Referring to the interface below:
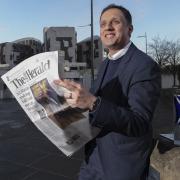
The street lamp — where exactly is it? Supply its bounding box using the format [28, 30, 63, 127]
[137, 32, 147, 54]
[77, 24, 91, 28]
[90, 0, 94, 82]
[76, 0, 94, 82]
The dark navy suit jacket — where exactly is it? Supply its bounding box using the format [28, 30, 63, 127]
[79, 43, 161, 180]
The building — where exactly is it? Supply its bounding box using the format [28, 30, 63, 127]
[0, 42, 34, 67]
[77, 35, 103, 70]
[13, 37, 42, 54]
[0, 64, 13, 99]
[43, 27, 77, 62]
[161, 73, 180, 88]
[0, 42, 35, 99]
[57, 50, 92, 88]
[43, 27, 93, 88]
[0, 27, 103, 99]
[0, 37, 43, 99]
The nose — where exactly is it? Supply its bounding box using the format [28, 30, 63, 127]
[105, 22, 114, 31]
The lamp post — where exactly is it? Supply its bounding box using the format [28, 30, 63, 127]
[137, 32, 147, 54]
[90, 0, 94, 82]
[77, 0, 94, 82]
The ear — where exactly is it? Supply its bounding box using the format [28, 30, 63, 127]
[128, 25, 133, 37]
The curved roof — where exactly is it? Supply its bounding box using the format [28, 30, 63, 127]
[77, 35, 100, 43]
[13, 37, 42, 44]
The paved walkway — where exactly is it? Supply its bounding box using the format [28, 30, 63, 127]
[0, 99, 83, 180]
[0, 89, 178, 179]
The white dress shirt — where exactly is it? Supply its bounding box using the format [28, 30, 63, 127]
[108, 41, 132, 60]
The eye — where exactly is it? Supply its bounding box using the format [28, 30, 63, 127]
[112, 19, 121, 25]
[100, 21, 106, 28]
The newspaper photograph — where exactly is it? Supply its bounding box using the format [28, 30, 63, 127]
[1, 51, 100, 156]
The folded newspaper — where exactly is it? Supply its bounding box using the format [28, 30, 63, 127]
[1, 51, 100, 156]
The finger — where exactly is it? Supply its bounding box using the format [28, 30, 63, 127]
[57, 79, 82, 90]
[66, 99, 77, 108]
[53, 79, 63, 85]
[54, 79, 75, 91]
[65, 80, 82, 90]
[64, 92, 73, 99]
[54, 79, 67, 87]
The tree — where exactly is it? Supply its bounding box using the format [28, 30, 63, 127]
[149, 37, 180, 87]
[149, 36, 171, 68]
[168, 40, 180, 86]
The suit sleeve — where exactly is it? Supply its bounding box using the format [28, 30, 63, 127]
[89, 60, 161, 137]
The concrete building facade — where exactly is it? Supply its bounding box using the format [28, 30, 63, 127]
[0, 64, 13, 99]
[43, 27, 76, 62]
[43, 27, 93, 88]
[77, 35, 103, 70]
[0, 27, 103, 99]
[13, 37, 42, 55]
[0, 38, 42, 99]
[0, 42, 34, 67]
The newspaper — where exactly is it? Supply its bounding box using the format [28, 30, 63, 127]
[1, 51, 100, 156]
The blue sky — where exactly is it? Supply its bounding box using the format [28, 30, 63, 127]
[0, 0, 180, 52]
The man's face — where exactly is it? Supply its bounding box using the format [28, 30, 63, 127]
[100, 8, 133, 54]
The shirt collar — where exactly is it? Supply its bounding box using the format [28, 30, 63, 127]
[108, 41, 132, 60]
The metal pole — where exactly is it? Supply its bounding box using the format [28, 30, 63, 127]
[145, 32, 147, 54]
[137, 32, 148, 55]
[90, 0, 94, 81]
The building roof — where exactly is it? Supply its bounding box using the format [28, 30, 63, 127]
[13, 37, 42, 44]
[77, 35, 100, 43]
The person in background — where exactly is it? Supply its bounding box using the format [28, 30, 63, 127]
[54, 4, 161, 180]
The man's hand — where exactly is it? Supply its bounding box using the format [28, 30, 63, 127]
[54, 79, 96, 110]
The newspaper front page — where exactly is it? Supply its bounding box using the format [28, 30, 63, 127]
[1, 51, 100, 156]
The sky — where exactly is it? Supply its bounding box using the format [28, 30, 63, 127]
[0, 0, 180, 52]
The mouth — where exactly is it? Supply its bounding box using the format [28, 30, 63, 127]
[105, 33, 115, 39]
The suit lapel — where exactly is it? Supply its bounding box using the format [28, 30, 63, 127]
[113, 43, 137, 78]
[92, 43, 137, 95]
[93, 59, 109, 95]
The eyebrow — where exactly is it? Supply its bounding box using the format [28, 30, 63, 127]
[100, 16, 121, 23]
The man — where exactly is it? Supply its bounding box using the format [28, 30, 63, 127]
[54, 4, 161, 180]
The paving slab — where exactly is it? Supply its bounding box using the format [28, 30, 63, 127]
[0, 99, 83, 179]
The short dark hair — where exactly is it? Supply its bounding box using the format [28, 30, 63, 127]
[100, 4, 132, 25]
